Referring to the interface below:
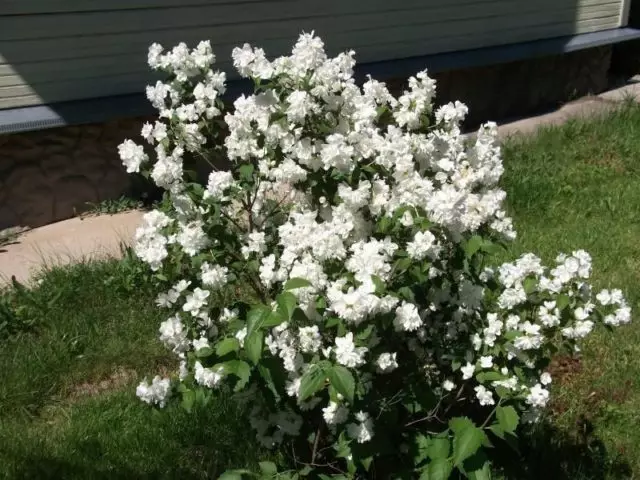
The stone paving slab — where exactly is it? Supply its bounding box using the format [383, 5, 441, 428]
[0, 210, 143, 285]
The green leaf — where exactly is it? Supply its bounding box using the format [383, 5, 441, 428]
[496, 405, 519, 434]
[464, 235, 483, 258]
[523, 277, 537, 295]
[556, 294, 570, 311]
[216, 338, 240, 356]
[449, 416, 475, 433]
[195, 346, 214, 358]
[395, 257, 412, 273]
[284, 278, 312, 290]
[277, 292, 297, 320]
[262, 311, 284, 329]
[246, 306, 270, 336]
[325, 317, 340, 328]
[327, 365, 355, 404]
[371, 275, 386, 294]
[245, 330, 264, 365]
[480, 239, 504, 255]
[427, 437, 451, 460]
[181, 389, 195, 413]
[239, 163, 254, 181]
[488, 424, 505, 440]
[452, 425, 484, 467]
[361, 456, 373, 471]
[224, 360, 251, 392]
[419, 458, 453, 480]
[259, 461, 278, 475]
[464, 451, 492, 480]
[475, 371, 505, 383]
[298, 364, 327, 401]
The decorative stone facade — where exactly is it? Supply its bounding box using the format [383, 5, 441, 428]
[0, 118, 149, 229]
[0, 45, 614, 230]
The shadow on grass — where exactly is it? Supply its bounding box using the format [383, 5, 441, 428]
[499, 419, 632, 480]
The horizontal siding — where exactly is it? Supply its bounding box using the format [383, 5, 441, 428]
[0, 0, 270, 15]
[0, 0, 624, 109]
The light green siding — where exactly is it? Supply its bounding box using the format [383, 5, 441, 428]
[0, 0, 626, 108]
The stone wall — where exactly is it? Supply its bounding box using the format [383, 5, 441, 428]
[0, 45, 614, 230]
[0, 118, 149, 229]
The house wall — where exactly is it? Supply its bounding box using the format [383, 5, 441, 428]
[0, 0, 626, 109]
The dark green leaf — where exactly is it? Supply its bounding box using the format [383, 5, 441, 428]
[239, 163, 254, 181]
[453, 425, 484, 467]
[262, 311, 284, 328]
[259, 461, 278, 475]
[328, 365, 355, 404]
[427, 437, 451, 460]
[246, 306, 270, 336]
[245, 330, 264, 365]
[223, 360, 251, 392]
[361, 456, 373, 471]
[496, 406, 519, 433]
[523, 277, 538, 295]
[464, 235, 483, 258]
[181, 389, 195, 413]
[277, 291, 297, 320]
[216, 338, 240, 356]
[371, 275, 386, 294]
[325, 317, 340, 328]
[195, 346, 214, 358]
[284, 278, 312, 290]
[449, 417, 475, 433]
[464, 451, 492, 480]
[556, 294, 570, 311]
[299, 364, 327, 401]
[419, 458, 453, 480]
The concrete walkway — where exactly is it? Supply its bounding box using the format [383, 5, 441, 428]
[0, 210, 142, 285]
[1, 78, 640, 286]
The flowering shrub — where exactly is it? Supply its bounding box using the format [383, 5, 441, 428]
[124, 34, 631, 479]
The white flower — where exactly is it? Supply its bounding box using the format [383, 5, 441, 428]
[204, 171, 235, 200]
[443, 380, 456, 391]
[334, 332, 367, 368]
[394, 302, 423, 332]
[201, 263, 228, 289]
[479, 356, 493, 369]
[407, 230, 438, 260]
[136, 376, 171, 407]
[194, 361, 224, 388]
[474, 385, 495, 406]
[182, 288, 210, 316]
[159, 315, 189, 353]
[526, 383, 550, 408]
[461, 362, 475, 380]
[236, 327, 248, 347]
[376, 352, 398, 373]
[298, 326, 322, 353]
[347, 411, 374, 443]
[118, 139, 148, 173]
[540, 372, 552, 385]
[177, 221, 209, 256]
[323, 401, 349, 425]
[192, 337, 210, 351]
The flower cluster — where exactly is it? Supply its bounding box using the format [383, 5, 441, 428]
[122, 33, 631, 477]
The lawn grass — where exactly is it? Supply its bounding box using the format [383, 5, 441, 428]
[0, 258, 267, 479]
[1, 104, 640, 479]
[498, 103, 640, 478]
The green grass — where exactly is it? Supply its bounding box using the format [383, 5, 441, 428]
[0, 259, 266, 479]
[498, 104, 640, 478]
[2, 104, 640, 479]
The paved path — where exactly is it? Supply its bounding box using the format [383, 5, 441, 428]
[0, 210, 143, 285]
[2, 78, 640, 286]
